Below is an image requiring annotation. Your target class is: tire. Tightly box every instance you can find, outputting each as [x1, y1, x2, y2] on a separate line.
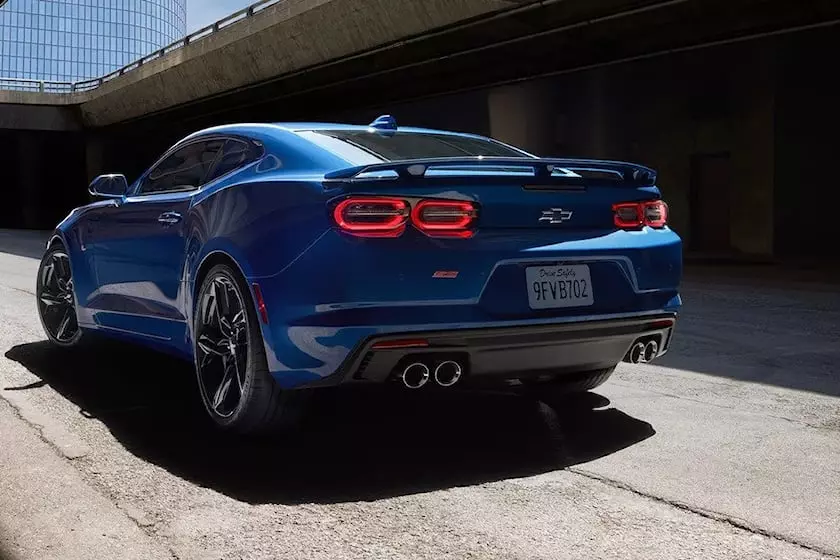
[36, 244, 83, 348]
[193, 264, 308, 434]
[523, 366, 616, 398]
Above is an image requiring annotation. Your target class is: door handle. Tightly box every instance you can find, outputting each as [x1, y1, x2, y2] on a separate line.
[157, 212, 182, 226]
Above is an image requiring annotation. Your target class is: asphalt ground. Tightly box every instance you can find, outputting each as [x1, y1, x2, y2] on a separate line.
[0, 229, 838, 560]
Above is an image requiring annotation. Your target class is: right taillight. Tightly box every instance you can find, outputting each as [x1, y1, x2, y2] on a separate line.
[333, 197, 409, 237]
[612, 200, 668, 230]
[643, 200, 668, 228]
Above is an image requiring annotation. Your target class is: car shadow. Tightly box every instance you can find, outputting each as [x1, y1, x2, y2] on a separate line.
[5, 340, 655, 505]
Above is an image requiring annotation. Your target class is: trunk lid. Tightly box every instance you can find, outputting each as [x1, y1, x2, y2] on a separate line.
[323, 157, 661, 231]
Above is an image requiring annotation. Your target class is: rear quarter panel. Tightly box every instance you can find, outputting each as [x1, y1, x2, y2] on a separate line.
[183, 172, 331, 348]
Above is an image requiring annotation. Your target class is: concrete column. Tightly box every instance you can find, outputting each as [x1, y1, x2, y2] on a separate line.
[17, 133, 41, 229]
[729, 45, 775, 257]
[487, 82, 555, 155]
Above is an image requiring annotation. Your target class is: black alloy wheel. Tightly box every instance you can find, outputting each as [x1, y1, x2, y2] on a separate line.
[195, 273, 249, 419]
[193, 264, 308, 433]
[37, 246, 82, 347]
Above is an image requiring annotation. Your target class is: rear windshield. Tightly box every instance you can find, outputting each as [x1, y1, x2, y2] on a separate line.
[299, 130, 530, 165]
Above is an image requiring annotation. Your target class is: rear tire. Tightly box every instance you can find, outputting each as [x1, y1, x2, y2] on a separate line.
[193, 264, 308, 434]
[523, 366, 616, 398]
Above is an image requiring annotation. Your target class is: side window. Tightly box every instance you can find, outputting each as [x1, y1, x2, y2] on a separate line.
[205, 139, 263, 183]
[140, 139, 225, 195]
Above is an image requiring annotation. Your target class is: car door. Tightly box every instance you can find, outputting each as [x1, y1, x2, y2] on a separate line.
[89, 138, 225, 342]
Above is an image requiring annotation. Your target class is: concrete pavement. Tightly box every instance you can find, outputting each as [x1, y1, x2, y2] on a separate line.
[0, 399, 173, 560]
[0, 230, 838, 559]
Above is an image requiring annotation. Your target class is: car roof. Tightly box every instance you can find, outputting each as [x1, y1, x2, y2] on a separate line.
[179, 122, 496, 143]
[272, 122, 472, 136]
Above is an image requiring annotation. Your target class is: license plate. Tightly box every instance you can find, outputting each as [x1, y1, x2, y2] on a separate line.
[526, 264, 594, 309]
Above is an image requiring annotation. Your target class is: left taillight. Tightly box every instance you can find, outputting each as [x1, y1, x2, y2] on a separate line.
[612, 199, 669, 230]
[332, 197, 409, 237]
[332, 197, 478, 238]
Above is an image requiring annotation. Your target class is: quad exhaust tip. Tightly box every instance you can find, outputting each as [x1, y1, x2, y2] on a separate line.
[401, 362, 430, 389]
[400, 360, 464, 388]
[626, 339, 660, 364]
[434, 361, 462, 387]
[628, 341, 646, 364]
[643, 340, 659, 363]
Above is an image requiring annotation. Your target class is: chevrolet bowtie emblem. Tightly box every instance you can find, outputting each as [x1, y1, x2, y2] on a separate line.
[538, 208, 573, 224]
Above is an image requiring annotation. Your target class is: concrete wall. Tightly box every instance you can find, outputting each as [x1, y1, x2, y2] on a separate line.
[774, 27, 840, 258]
[485, 40, 779, 257]
[0, 104, 81, 132]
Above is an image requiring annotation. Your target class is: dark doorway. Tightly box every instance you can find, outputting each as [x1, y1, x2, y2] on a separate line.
[689, 153, 732, 252]
[0, 131, 24, 228]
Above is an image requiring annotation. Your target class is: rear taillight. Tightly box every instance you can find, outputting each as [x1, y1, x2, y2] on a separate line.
[333, 197, 409, 237]
[643, 200, 668, 228]
[333, 197, 478, 238]
[612, 200, 668, 230]
[411, 200, 478, 238]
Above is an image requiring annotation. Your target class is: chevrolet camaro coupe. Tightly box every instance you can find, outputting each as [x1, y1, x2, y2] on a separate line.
[36, 115, 682, 433]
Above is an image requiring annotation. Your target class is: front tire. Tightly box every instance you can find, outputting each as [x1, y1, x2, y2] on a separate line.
[36, 245, 82, 348]
[193, 264, 307, 434]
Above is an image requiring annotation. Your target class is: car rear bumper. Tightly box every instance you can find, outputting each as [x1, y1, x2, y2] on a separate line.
[297, 312, 677, 389]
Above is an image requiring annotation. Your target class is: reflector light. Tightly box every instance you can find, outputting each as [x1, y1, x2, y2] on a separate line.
[411, 200, 477, 237]
[252, 283, 269, 324]
[333, 197, 408, 237]
[612, 199, 668, 230]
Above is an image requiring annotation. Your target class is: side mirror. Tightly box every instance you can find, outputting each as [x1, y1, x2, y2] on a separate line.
[88, 174, 128, 199]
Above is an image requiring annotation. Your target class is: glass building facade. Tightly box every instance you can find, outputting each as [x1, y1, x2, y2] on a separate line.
[0, 0, 187, 83]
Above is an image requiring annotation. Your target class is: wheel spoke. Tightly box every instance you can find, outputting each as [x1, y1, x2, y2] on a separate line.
[52, 254, 70, 282]
[40, 293, 64, 307]
[211, 365, 234, 412]
[229, 347, 246, 392]
[197, 333, 226, 356]
[197, 333, 226, 369]
[232, 309, 246, 331]
[219, 316, 234, 338]
[43, 261, 56, 291]
[55, 308, 72, 340]
[213, 280, 228, 321]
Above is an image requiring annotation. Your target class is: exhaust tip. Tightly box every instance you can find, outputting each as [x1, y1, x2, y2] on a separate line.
[434, 361, 462, 387]
[627, 341, 646, 364]
[401, 362, 430, 389]
[643, 340, 659, 363]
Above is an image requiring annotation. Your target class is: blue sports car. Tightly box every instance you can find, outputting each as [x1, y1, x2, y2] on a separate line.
[37, 115, 681, 433]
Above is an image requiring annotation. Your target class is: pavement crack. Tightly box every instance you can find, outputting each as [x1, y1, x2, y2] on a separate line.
[567, 466, 840, 559]
[0, 390, 91, 460]
[0, 283, 35, 296]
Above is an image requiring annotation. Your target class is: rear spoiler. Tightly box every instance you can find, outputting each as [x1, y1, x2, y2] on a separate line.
[323, 157, 657, 186]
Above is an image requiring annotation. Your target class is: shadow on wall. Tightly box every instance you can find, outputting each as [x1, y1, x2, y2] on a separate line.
[5, 339, 654, 505]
